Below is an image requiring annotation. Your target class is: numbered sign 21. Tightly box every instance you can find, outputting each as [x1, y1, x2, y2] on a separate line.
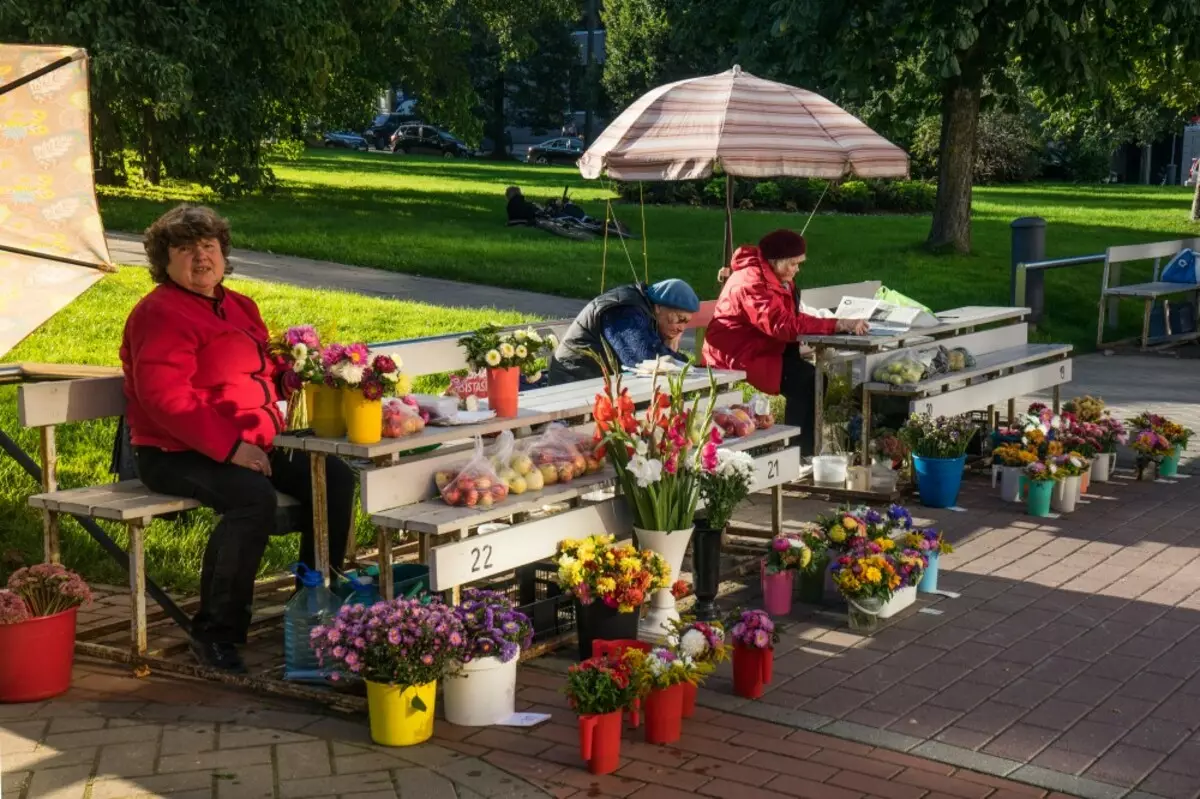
[748, 447, 801, 492]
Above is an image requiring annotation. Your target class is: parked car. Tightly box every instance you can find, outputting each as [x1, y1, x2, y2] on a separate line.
[390, 125, 473, 158]
[526, 137, 584, 165]
[321, 131, 369, 151]
[364, 112, 421, 150]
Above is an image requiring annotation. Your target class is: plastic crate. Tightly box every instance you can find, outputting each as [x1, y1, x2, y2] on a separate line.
[333, 563, 430, 602]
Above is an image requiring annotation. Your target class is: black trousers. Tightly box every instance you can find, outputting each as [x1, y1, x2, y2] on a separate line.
[136, 447, 356, 644]
[779, 345, 819, 458]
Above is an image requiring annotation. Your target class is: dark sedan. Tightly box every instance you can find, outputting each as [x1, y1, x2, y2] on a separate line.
[322, 131, 369, 151]
[526, 137, 584, 165]
[390, 125, 473, 158]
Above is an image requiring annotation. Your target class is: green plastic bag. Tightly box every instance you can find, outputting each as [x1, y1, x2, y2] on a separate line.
[875, 286, 932, 314]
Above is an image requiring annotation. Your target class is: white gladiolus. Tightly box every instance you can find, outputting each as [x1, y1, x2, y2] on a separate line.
[629, 455, 663, 487]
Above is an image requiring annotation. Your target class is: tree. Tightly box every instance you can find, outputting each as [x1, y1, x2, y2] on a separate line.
[602, 0, 670, 108]
[767, 1, 1200, 252]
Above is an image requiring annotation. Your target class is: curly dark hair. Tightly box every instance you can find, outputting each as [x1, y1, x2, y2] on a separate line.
[142, 205, 233, 284]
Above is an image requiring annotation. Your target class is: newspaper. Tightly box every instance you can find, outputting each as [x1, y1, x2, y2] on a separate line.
[834, 296, 938, 335]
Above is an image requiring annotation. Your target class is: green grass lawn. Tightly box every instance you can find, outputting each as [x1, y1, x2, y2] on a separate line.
[0, 268, 529, 589]
[99, 149, 1200, 351]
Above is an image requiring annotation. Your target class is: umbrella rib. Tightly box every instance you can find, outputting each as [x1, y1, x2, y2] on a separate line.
[0, 51, 81, 98]
[0, 243, 116, 273]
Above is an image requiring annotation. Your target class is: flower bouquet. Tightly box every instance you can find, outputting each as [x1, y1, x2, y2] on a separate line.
[728, 609, 778, 698]
[624, 646, 694, 743]
[693, 447, 756, 620]
[905, 528, 951, 592]
[323, 343, 407, 444]
[1131, 412, 1192, 478]
[900, 413, 977, 508]
[992, 441, 1038, 501]
[564, 656, 638, 775]
[591, 357, 719, 640]
[310, 598, 465, 746]
[269, 325, 325, 430]
[1, 563, 92, 702]
[831, 550, 901, 634]
[666, 618, 727, 718]
[443, 589, 533, 726]
[458, 324, 554, 417]
[761, 534, 811, 616]
[1050, 451, 1090, 513]
[1090, 415, 1127, 483]
[555, 534, 670, 660]
[794, 521, 831, 604]
[1024, 458, 1062, 517]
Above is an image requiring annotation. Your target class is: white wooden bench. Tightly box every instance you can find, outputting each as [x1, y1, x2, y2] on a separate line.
[1098, 238, 1200, 351]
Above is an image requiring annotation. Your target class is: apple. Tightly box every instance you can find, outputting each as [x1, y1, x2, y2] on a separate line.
[539, 464, 558, 485]
[458, 476, 476, 492]
[491, 483, 508, 499]
[465, 489, 479, 507]
[508, 475, 527, 495]
[497, 467, 517, 483]
[475, 477, 492, 491]
[571, 454, 587, 473]
[557, 463, 575, 483]
[525, 469, 545, 491]
[478, 492, 494, 508]
[434, 471, 456, 491]
[511, 454, 534, 475]
[442, 487, 462, 505]
[586, 457, 602, 474]
[536, 451, 555, 465]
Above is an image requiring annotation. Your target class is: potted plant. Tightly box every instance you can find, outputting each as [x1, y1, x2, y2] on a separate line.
[443, 589, 533, 727]
[310, 598, 465, 746]
[1051, 451, 1089, 513]
[591, 358, 719, 641]
[667, 619, 727, 718]
[899, 413, 977, 508]
[1024, 459, 1061, 517]
[564, 655, 638, 775]
[1131, 412, 1192, 478]
[269, 324, 327, 431]
[831, 548, 901, 635]
[761, 534, 811, 616]
[992, 443, 1036, 502]
[694, 446, 756, 621]
[625, 646, 691, 744]
[325, 343, 404, 445]
[458, 325, 553, 418]
[795, 522, 830, 605]
[1091, 416, 1127, 482]
[0, 563, 93, 703]
[905, 528, 951, 593]
[728, 609, 778, 699]
[555, 534, 670, 661]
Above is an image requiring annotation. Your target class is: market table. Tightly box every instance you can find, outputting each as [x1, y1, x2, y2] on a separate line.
[273, 368, 747, 585]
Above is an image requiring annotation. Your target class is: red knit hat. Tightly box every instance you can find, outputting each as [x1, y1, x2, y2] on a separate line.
[758, 229, 806, 261]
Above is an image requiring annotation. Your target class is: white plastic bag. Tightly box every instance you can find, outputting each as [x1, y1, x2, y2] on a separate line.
[436, 438, 510, 508]
[382, 397, 426, 438]
[526, 423, 587, 485]
[713, 406, 757, 438]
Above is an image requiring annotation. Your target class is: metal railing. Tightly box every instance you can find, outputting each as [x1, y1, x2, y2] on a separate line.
[1012, 253, 1106, 324]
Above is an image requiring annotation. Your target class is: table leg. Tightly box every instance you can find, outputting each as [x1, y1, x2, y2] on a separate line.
[376, 526, 393, 600]
[309, 453, 331, 584]
[859, 389, 872, 467]
[1007, 399, 1016, 426]
[771, 483, 783, 536]
[811, 350, 825, 458]
[1141, 298, 1153, 351]
[1053, 384, 1062, 415]
[128, 521, 147, 657]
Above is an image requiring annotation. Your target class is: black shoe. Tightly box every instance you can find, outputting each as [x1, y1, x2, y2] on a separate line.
[189, 639, 248, 674]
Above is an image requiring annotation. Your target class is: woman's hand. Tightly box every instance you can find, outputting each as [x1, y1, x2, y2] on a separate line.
[835, 318, 870, 335]
[231, 442, 272, 476]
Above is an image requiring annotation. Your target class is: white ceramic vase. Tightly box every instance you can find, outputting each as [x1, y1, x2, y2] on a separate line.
[1052, 475, 1080, 513]
[1091, 453, 1114, 483]
[634, 526, 694, 643]
[442, 652, 518, 726]
[992, 465, 1024, 503]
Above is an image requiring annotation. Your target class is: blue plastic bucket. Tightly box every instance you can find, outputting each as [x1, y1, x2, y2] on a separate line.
[918, 552, 939, 593]
[913, 455, 966, 509]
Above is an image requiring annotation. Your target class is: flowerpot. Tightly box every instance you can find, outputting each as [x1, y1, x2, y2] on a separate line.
[365, 679, 437, 746]
[690, 523, 724, 622]
[310, 384, 346, 439]
[0, 607, 77, 702]
[847, 596, 884, 634]
[578, 710, 623, 775]
[486, 366, 520, 418]
[878, 584, 916, 619]
[633, 527, 694, 643]
[918, 552, 940, 593]
[343, 392, 383, 445]
[913, 455, 966, 509]
[1052, 475, 1080, 513]
[442, 653, 518, 727]
[760, 562, 794, 616]
[732, 644, 773, 699]
[992, 464, 1024, 503]
[847, 465, 870, 492]
[303, 383, 317, 421]
[681, 681, 697, 719]
[812, 455, 848, 486]
[575, 600, 639, 662]
[1079, 468, 1090, 495]
[1160, 447, 1181, 478]
[643, 683, 684, 744]
[1026, 480, 1054, 517]
[1092, 452, 1114, 483]
[797, 556, 828, 605]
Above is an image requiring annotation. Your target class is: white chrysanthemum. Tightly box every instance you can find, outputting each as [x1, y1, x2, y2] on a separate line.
[499, 342, 515, 358]
[679, 629, 708, 658]
[292, 343, 308, 360]
[333, 362, 365, 385]
[515, 345, 528, 359]
[485, 349, 502, 367]
[527, 370, 542, 384]
[546, 333, 559, 348]
[514, 329, 528, 341]
[527, 329, 543, 344]
[716, 448, 755, 479]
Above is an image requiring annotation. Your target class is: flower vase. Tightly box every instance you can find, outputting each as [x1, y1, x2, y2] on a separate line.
[578, 710, 623, 775]
[732, 644, 773, 699]
[1052, 475, 1080, 513]
[1079, 467, 1090, 495]
[918, 552, 940, 593]
[847, 596, 884, 634]
[643, 683, 684, 744]
[442, 653, 518, 727]
[486, 367, 520, 418]
[310, 384, 346, 439]
[1026, 480, 1054, 517]
[681, 681, 697, 719]
[365, 679, 437, 746]
[1092, 452, 1115, 483]
[760, 562, 794, 616]
[913, 455, 967, 508]
[797, 554, 829, 605]
[343, 391, 383, 445]
[992, 464, 1024, 503]
[634, 527, 694, 643]
[303, 383, 317, 422]
[575, 600, 639, 662]
[1160, 447, 1182, 478]
[0, 607, 78, 702]
[690, 522, 724, 622]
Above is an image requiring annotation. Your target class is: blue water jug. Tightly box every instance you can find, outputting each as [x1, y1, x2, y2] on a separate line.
[342, 574, 381, 607]
[283, 563, 341, 683]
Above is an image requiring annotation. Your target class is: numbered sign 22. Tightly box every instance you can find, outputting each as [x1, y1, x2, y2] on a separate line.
[470, 543, 493, 574]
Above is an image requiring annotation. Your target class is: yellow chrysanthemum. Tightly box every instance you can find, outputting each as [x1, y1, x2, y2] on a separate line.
[864, 566, 882, 584]
[596, 577, 617, 594]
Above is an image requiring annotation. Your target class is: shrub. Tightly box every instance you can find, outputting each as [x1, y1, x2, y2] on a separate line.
[752, 181, 783, 207]
[613, 177, 935, 215]
[833, 181, 874, 214]
[909, 110, 1041, 184]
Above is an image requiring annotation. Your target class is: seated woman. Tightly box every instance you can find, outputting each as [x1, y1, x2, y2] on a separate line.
[702, 230, 867, 456]
[548, 279, 699, 384]
[505, 186, 541, 226]
[120, 204, 356, 674]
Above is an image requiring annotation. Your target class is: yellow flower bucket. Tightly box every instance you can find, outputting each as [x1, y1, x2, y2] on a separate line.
[310, 384, 346, 439]
[303, 383, 316, 422]
[365, 679, 437, 746]
[342, 391, 383, 445]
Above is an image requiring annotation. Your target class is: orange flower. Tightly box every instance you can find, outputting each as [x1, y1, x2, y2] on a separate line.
[617, 389, 635, 416]
[594, 394, 616, 423]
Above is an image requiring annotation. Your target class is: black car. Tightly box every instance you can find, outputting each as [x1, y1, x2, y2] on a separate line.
[390, 125, 473, 158]
[527, 137, 584, 165]
[321, 131, 369, 151]
[363, 112, 421, 150]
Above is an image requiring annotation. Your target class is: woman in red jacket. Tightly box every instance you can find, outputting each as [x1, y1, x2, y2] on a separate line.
[702, 229, 867, 456]
[120, 205, 355, 674]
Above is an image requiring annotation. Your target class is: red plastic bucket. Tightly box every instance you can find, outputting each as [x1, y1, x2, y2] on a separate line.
[578, 710, 623, 774]
[0, 607, 77, 703]
[643, 683, 684, 744]
[732, 644, 773, 700]
[681, 681, 697, 718]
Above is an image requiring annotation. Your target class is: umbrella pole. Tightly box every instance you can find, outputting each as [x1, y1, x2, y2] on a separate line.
[723, 174, 734, 267]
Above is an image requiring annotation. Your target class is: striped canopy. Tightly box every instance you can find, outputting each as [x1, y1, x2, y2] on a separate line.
[578, 66, 910, 182]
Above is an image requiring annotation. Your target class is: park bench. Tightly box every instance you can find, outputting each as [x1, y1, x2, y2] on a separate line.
[1097, 237, 1200, 351]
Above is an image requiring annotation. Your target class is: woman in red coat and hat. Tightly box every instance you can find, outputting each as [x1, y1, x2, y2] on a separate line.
[702, 229, 867, 456]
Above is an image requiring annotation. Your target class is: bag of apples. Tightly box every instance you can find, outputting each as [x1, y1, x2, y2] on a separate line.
[436, 437, 509, 508]
[525, 423, 595, 487]
[713, 406, 757, 439]
[486, 432, 542, 496]
[733, 394, 774, 430]
[382, 397, 426, 437]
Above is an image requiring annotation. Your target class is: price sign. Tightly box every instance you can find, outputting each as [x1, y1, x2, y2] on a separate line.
[448, 370, 488, 399]
[748, 447, 801, 493]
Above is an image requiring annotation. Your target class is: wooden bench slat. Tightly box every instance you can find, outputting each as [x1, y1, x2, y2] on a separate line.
[865, 343, 1072, 395]
[29, 480, 299, 521]
[1102, 282, 1200, 299]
